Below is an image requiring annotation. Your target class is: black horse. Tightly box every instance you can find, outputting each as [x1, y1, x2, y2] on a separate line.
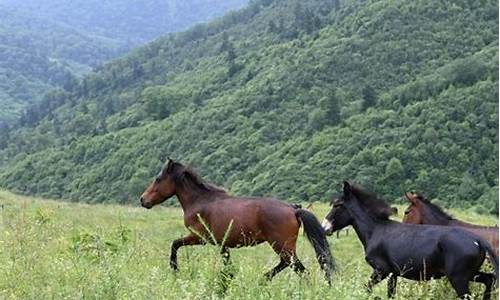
[322, 182, 498, 300]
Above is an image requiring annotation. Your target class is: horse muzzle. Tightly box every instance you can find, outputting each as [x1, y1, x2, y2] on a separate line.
[140, 197, 153, 209]
[322, 219, 334, 236]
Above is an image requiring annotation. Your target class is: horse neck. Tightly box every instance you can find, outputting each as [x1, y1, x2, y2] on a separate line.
[421, 206, 453, 226]
[174, 184, 223, 213]
[345, 200, 377, 249]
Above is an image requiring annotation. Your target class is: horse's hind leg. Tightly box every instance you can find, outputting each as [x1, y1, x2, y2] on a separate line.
[264, 241, 296, 280]
[264, 256, 291, 280]
[471, 272, 495, 300]
[449, 276, 471, 299]
[221, 247, 231, 266]
[219, 246, 235, 283]
[220, 247, 235, 277]
[291, 256, 307, 275]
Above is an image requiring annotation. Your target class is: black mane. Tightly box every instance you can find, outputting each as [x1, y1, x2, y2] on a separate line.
[350, 184, 393, 220]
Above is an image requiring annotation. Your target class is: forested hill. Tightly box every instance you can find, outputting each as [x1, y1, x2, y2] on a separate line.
[0, 0, 498, 213]
[0, 6, 125, 123]
[0, 0, 248, 46]
[0, 0, 248, 123]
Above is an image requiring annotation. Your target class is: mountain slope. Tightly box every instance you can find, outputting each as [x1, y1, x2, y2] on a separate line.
[0, 0, 497, 213]
[1, 0, 248, 45]
[0, 0, 248, 123]
[0, 6, 126, 123]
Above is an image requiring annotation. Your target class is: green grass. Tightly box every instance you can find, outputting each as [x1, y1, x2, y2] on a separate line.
[0, 190, 498, 299]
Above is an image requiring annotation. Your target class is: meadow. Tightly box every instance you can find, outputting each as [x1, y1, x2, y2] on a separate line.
[0, 190, 498, 300]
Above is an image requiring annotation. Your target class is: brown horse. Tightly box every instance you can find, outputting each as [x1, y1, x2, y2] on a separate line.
[139, 159, 334, 284]
[403, 192, 499, 256]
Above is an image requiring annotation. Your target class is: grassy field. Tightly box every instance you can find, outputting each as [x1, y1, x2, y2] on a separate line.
[0, 190, 498, 299]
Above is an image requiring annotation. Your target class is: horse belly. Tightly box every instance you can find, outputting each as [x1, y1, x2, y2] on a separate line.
[395, 254, 445, 280]
[223, 228, 266, 248]
[386, 245, 445, 280]
[402, 270, 445, 281]
[398, 259, 445, 281]
[211, 217, 266, 248]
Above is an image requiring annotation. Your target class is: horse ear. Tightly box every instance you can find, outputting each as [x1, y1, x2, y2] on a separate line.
[405, 192, 419, 205]
[166, 158, 175, 173]
[343, 181, 352, 197]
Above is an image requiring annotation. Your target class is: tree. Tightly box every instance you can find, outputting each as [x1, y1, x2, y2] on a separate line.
[220, 32, 231, 53]
[220, 32, 238, 76]
[361, 85, 377, 111]
[268, 20, 278, 33]
[319, 89, 340, 126]
[385, 158, 404, 180]
[308, 108, 327, 131]
[142, 88, 171, 120]
[0, 122, 9, 149]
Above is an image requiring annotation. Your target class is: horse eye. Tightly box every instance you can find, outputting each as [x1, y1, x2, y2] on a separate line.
[155, 177, 161, 183]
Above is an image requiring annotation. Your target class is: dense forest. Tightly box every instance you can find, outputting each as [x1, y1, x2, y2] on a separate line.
[0, 0, 247, 123]
[0, 0, 498, 214]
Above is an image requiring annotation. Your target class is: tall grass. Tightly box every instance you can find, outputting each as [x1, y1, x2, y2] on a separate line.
[0, 190, 497, 299]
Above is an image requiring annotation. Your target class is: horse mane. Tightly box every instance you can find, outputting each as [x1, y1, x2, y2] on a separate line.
[417, 193, 453, 220]
[174, 165, 227, 195]
[349, 184, 393, 220]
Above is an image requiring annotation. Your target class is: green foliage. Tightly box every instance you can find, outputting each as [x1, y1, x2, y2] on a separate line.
[361, 85, 377, 111]
[0, 0, 497, 213]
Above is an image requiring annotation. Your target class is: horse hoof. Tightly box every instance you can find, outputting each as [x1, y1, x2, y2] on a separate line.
[170, 263, 179, 271]
[262, 273, 273, 282]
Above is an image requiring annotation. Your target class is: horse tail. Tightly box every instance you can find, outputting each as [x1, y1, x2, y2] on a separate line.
[295, 208, 335, 285]
[480, 239, 499, 279]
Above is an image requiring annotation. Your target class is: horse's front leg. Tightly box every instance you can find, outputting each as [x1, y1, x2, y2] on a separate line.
[365, 269, 389, 294]
[387, 274, 397, 298]
[170, 234, 204, 271]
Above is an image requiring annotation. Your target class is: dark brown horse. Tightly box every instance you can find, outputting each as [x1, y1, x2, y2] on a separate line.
[139, 159, 334, 284]
[403, 192, 499, 256]
[322, 182, 498, 299]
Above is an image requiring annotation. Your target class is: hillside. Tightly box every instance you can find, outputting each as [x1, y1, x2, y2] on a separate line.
[0, 190, 497, 299]
[0, 0, 248, 123]
[0, 6, 126, 123]
[1, 0, 248, 45]
[0, 0, 498, 213]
